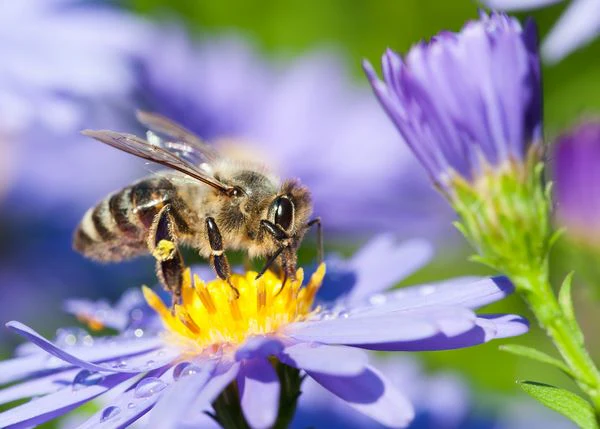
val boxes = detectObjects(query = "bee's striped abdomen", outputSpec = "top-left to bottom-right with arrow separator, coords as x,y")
73,176 -> 181,262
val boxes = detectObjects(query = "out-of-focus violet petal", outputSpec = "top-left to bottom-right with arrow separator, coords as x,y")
0,368 -> 78,405
359,314 -> 529,351
5,321 -> 162,374
0,372 -> 133,428
308,365 -> 414,428
356,276 -> 514,311
235,336 -> 285,360
238,358 -> 280,429
346,236 -> 433,303
285,306 -> 476,345
482,0 -> 562,11
280,342 -> 368,377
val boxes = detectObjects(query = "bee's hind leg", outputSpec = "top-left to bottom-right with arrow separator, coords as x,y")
205,217 -> 239,299
149,204 -> 185,307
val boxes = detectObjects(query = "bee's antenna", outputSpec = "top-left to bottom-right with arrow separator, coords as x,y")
255,246 -> 285,280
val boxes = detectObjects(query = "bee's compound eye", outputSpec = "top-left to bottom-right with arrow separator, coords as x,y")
273,196 -> 294,231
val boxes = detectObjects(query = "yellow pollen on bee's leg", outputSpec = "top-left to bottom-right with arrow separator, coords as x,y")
152,239 -> 176,261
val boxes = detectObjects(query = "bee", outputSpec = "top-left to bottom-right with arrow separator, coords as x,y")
74,111 -> 322,303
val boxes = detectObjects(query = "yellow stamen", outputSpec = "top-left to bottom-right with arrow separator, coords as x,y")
143,264 -> 326,350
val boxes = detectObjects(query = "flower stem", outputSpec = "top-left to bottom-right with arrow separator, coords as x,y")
518,269 -> 600,414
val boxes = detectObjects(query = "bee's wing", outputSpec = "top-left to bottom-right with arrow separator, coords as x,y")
136,110 -> 220,165
81,129 -> 232,193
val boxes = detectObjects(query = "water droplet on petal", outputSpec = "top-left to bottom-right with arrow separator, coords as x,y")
173,362 -> 191,380
111,359 -> 128,369
72,369 -> 105,390
146,359 -> 155,367
134,377 -> 167,398
420,285 -> 436,296
134,328 -> 144,338
100,406 -> 121,422
338,310 -> 350,319
369,294 -> 386,305
182,365 -> 203,378
127,402 -> 136,409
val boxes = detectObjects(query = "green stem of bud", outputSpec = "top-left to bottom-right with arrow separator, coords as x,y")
518,269 -> 600,414
450,149 -> 600,419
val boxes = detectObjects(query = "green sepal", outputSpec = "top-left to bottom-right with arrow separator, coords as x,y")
518,381 -> 598,429
558,272 -> 585,345
500,344 -> 573,377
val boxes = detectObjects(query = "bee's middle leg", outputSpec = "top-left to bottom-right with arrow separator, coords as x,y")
205,217 -> 239,298
149,204 -> 185,306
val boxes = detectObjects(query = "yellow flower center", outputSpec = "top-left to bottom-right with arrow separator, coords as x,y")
142,264 -> 326,352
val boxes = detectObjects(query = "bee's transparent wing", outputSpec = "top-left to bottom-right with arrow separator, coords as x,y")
81,129 -> 232,193
136,110 -> 220,165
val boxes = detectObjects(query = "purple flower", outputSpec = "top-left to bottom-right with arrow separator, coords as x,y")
363,12 -> 542,193
136,28 -> 451,237
0,236 -> 527,429
481,0 -> 600,63
554,121 -> 600,247
0,0 -> 151,212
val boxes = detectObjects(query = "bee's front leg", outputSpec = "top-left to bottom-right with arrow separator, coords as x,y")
205,217 -> 239,299
148,204 -> 185,307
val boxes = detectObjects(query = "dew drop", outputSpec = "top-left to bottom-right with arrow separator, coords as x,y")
369,294 -> 387,305
338,310 -> 350,319
134,377 -> 167,398
111,360 -> 127,369
134,328 -> 144,338
179,364 -> 203,379
173,362 -> 191,380
100,406 -> 121,422
420,285 -> 436,296
127,402 -> 136,409
72,369 -> 104,391
145,359 -> 155,367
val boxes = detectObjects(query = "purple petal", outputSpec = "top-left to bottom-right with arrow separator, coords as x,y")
360,314 -> 529,351
77,368 -> 172,429
235,336 -> 284,360
5,321 -> 166,374
280,343 -> 368,376
357,276 -> 514,311
0,373 -> 133,428
0,368 -> 79,406
134,361 -> 216,429
542,0 -> 600,63
188,362 -> 240,414
307,365 -> 414,428
63,298 -> 129,331
238,359 -> 280,429
346,236 -> 433,303
285,306 -> 476,345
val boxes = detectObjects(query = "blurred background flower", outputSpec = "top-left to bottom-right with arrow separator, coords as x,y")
1,0 -> 599,427
480,0 -> 600,63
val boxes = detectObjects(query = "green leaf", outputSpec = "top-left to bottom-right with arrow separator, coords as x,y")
558,272 -> 585,345
519,381 -> 598,429
500,344 -> 573,377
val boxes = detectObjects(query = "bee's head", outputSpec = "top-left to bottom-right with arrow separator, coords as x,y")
269,179 -> 312,246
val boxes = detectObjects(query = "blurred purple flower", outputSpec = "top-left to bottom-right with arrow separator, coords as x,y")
0,236 -> 527,428
481,0 -> 600,63
554,121 -> 600,247
136,28 -> 451,237
0,0 -> 151,212
363,12 -> 542,193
